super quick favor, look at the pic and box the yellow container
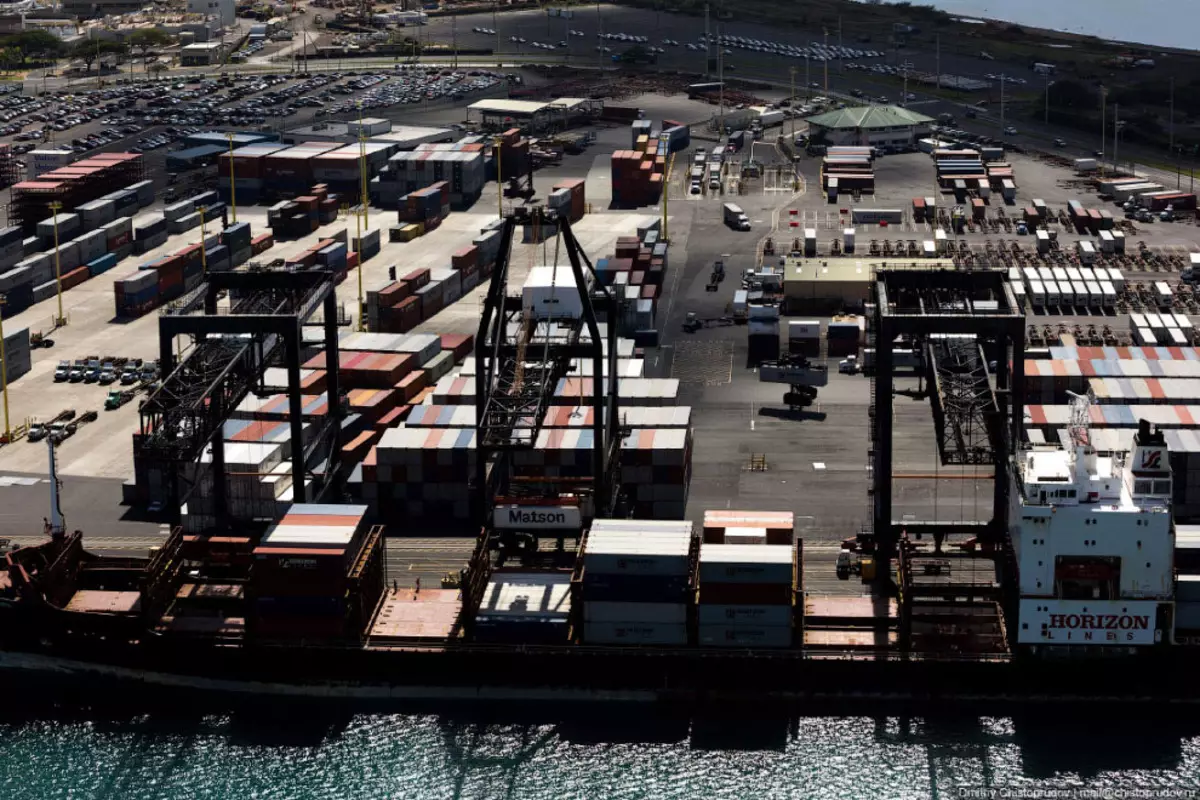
[860,556,876,581]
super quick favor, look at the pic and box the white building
[28,148,74,180]
[805,105,934,149]
[180,41,224,66]
[188,0,234,26]
[1011,407,1173,651]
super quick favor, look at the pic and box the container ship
[3,211,1200,706]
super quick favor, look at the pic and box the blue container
[87,253,117,277]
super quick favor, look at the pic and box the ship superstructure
[1011,394,1174,650]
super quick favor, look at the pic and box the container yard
[2,73,1200,711]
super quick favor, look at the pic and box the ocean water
[877,0,1197,49]
[3,698,1200,799]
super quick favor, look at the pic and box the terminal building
[466,97,600,134]
[804,105,934,149]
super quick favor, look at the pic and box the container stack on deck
[579,519,695,646]
[611,134,666,207]
[474,571,572,644]
[249,504,382,640]
[697,541,796,648]
[1022,345,1200,521]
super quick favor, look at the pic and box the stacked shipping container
[580,519,694,646]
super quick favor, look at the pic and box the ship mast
[46,437,65,537]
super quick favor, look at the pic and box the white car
[1003,126,1018,135]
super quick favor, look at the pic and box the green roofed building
[805,105,935,149]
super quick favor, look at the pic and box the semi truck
[724,203,750,231]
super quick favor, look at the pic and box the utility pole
[358,102,369,229]
[789,66,796,141]
[198,206,208,278]
[999,73,1005,135]
[494,1,500,68]
[1169,76,1176,186]
[47,201,65,328]
[597,1,603,73]
[717,24,724,136]
[823,29,829,94]
[935,32,940,89]
[704,3,710,78]
[837,15,842,75]
[0,294,9,443]
[1113,103,1119,174]
[805,54,810,101]
[226,132,237,224]
[900,61,912,106]
[1100,85,1107,176]
[495,135,503,219]
[1044,76,1050,126]
[452,13,458,70]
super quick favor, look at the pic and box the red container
[395,369,428,403]
[378,281,410,307]
[402,268,430,290]
[451,246,478,271]
[374,405,411,431]
[347,252,359,270]
[440,333,474,360]
[61,266,89,290]
[341,430,381,466]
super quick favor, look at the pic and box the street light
[197,205,209,278]
[46,201,65,328]
[0,294,10,442]
[226,132,237,224]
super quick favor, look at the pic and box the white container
[843,228,855,251]
[1076,240,1096,264]
[788,320,820,339]
[522,265,589,320]
[922,240,936,258]
[698,543,793,585]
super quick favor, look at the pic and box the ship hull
[3,637,1200,708]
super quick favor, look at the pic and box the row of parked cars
[54,358,157,386]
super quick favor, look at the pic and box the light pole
[900,60,913,106]
[1044,76,1051,126]
[789,66,796,141]
[358,102,369,229]
[198,205,208,278]
[47,201,65,328]
[0,294,9,442]
[226,132,237,224]
[1099,85,1107,176]
[494,134,503,219]
[823,29,829,95]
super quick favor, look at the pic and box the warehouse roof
[806,105,935,130]
[548,97,587,110]
[468,99,549,116]
[166,144,224,164]
[785,258,958,284]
